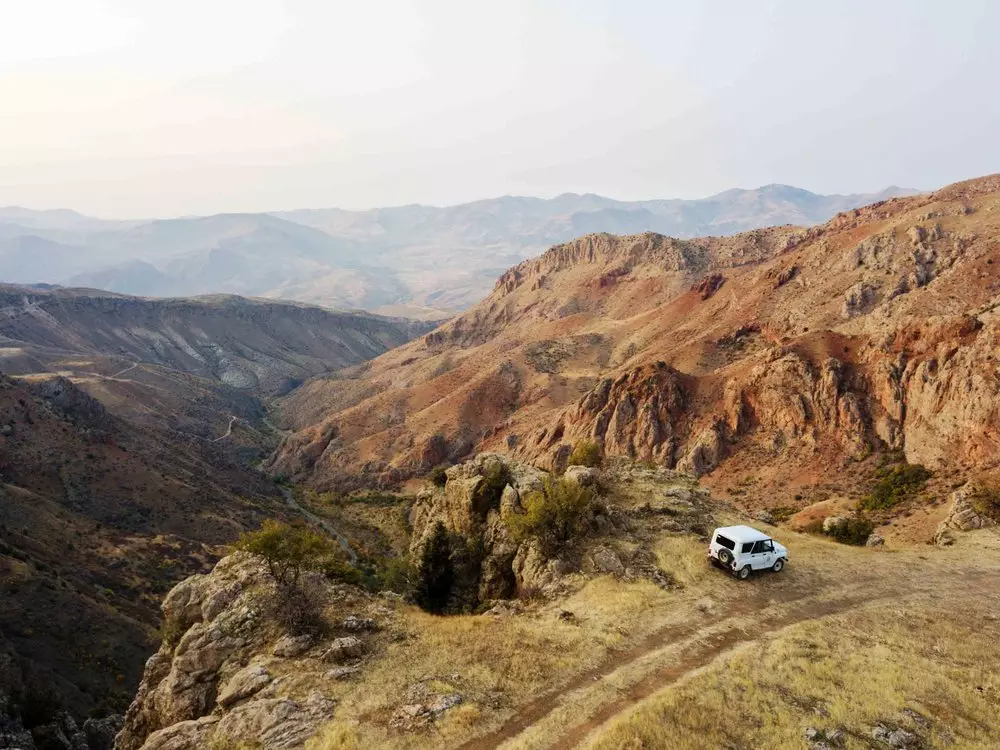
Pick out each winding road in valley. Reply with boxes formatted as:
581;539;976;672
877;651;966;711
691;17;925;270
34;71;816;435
213;415;239;442
278;485;359;565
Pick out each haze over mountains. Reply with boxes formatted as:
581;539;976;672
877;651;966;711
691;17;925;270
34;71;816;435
0;185;916;317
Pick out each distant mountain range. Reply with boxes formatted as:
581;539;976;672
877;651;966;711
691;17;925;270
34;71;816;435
0;185;918;316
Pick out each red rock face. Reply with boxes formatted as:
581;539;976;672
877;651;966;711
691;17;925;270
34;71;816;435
269;173;1000;500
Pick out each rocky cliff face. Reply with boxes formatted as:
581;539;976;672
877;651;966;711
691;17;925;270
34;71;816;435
268;174;1000;527
114;554;375;750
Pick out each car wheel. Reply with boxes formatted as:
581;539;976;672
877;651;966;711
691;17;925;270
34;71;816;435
736;565;750;580
772;558;785;572
718;549;733;567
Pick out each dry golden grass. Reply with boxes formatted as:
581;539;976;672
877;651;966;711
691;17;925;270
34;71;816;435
588;596;1000;749
304;577;678;750
301;511;1000;750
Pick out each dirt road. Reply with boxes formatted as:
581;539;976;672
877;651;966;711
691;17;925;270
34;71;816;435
279;486;359;564
458;541;1000;750
213;415;238;442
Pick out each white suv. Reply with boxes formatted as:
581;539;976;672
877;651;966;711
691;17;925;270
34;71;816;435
708;525;788;579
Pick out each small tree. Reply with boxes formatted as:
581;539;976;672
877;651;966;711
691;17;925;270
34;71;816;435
234;520;340;589
415;522;454;614
506;478;597;553
568;439;603;468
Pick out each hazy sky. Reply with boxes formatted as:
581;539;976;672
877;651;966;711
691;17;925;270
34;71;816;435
1;0;998;218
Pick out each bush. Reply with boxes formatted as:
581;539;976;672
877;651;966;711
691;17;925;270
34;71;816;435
859;463;931;511
374;554;413;595
428;465;449;487
804;515;875;546
505;478;597;553
234;520;344;589
415;522;454;614
568;439;603;468
971;483;1000;521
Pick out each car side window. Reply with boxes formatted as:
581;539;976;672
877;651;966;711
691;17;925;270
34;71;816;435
764;540;774;553
751;541;767;554
741;543;754;554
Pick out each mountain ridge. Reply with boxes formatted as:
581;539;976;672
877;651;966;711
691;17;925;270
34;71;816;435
0;184;920;316
266;173;1000;549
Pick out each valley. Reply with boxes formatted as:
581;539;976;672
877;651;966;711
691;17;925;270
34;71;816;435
0;289;431;738
1;176;998;750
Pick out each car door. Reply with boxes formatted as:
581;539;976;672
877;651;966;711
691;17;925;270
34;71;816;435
750;540;774;570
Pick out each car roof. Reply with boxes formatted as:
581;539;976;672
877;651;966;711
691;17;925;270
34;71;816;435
714;525;771;543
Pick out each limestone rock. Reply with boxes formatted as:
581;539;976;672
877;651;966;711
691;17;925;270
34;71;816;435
326;666;360;680
866;533;886;547
82;715;124;750
935;484;995;545
563;465;598;487
139;716;219;750
272;634;314;658
590;546;625;577
322;636;364;663
217;664;271;708
213;694;335;750
342;615;377;632
755;509;775;524
511;539;556;592
676;424;723;476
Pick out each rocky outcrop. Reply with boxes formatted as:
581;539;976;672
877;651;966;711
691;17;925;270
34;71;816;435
529;364;688;469
934;484;997;546
409;454;554;601
115;554;387;750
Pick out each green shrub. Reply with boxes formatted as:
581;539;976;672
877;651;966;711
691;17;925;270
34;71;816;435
428;465;449;487
505;478;597;553
234;520;343;588
804;515;875;546
568;439;603;468
769;506;797;524
859;463;931;511
374;554;413;595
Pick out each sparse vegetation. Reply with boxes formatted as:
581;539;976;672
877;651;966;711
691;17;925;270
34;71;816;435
505;478;597;553
14;681;62;729
859;462;931;511
234;520;344;589
428;465;449;487
769;506;797;524
971;482;1000;521
590;600;1000;750
475;461;511;514
567;439;603;468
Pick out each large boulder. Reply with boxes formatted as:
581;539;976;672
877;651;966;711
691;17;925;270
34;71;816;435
935;483;996;545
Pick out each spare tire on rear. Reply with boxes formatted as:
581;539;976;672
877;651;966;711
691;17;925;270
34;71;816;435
717;548;733;567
